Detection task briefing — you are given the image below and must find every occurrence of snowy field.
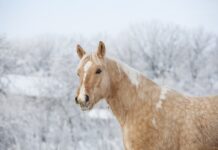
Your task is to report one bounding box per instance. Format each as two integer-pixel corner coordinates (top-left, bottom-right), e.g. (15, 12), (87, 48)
(0, 23), (218, 150)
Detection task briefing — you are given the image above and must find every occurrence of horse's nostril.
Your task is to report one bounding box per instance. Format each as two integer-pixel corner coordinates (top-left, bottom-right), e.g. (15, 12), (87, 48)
(85, 95), (89, 102)
(75, 97), (78, 104)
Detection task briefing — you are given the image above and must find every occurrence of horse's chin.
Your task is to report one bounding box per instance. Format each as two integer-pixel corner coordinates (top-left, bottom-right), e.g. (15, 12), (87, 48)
(81, 107), (90, 111)
(80, 104), (94, 111)
(79, 99), (100, 111)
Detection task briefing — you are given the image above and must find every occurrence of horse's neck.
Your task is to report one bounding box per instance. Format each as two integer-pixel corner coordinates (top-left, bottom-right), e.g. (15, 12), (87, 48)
(105, 58), (158, 126)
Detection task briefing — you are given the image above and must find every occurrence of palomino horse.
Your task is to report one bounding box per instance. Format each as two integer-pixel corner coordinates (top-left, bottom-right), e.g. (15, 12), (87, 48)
(75, 41), (218, 150)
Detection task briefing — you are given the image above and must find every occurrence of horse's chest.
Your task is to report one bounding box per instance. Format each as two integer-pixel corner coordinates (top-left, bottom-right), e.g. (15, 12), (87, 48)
(123, 123), (156, 150)
(123, 126), (134, 150)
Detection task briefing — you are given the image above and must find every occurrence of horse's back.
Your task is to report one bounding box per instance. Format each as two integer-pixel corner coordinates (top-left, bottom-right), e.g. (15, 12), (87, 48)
(163, 93), (218, 150)
(187, 95), (218, 149)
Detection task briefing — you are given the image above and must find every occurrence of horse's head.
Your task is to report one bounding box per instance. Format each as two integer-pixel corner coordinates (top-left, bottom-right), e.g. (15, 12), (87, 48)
(75, 41), (110, 111)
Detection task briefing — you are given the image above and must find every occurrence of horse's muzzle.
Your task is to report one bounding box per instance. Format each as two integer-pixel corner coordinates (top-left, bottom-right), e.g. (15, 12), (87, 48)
(75, 95), (92, 111)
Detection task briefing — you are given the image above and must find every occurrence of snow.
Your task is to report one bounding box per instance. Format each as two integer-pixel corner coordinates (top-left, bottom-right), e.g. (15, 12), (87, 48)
(86, 109), (113, 120)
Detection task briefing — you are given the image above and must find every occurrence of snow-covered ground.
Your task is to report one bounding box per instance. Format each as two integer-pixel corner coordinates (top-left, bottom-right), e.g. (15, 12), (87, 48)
(86, 109), (113, 120)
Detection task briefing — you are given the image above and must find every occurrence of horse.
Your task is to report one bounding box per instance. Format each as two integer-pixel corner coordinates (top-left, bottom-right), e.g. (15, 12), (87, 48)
(75, 41), (218, 150)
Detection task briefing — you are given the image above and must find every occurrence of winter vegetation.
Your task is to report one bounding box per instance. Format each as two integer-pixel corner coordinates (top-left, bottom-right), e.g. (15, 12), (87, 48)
(0, 23), (218, 150)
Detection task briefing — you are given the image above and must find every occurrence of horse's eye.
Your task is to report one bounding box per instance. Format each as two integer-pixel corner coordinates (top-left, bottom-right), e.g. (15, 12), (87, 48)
(96, 68), (102, 74)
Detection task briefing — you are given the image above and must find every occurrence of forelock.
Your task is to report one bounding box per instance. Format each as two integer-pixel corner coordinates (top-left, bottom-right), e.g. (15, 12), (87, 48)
(91, 53), (102, 65)
(77, 53), (105, 72)
(77, 54), (89, 71)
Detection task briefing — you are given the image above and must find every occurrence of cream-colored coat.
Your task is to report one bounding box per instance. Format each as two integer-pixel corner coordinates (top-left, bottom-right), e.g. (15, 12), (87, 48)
(75, 41), (218, 150)
(106, 58), (218, 150)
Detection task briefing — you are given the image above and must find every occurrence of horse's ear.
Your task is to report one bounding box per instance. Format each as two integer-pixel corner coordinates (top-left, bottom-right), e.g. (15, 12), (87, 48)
(97, 41), (106, 59)
(76, 44), (86, 59)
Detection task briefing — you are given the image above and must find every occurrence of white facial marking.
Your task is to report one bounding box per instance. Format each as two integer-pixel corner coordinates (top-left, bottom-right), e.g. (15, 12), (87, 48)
(78, 61), (92, 102)
(156, 87), (169, 109)
(78, 84), (86, 102)
(76, 54), (88, 71)
(117, 61), (140, 86)
(84, 61), (92, 72)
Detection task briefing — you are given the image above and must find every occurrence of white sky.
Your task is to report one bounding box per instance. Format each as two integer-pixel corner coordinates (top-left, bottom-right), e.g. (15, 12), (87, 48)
(0, 0), (218, 38)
